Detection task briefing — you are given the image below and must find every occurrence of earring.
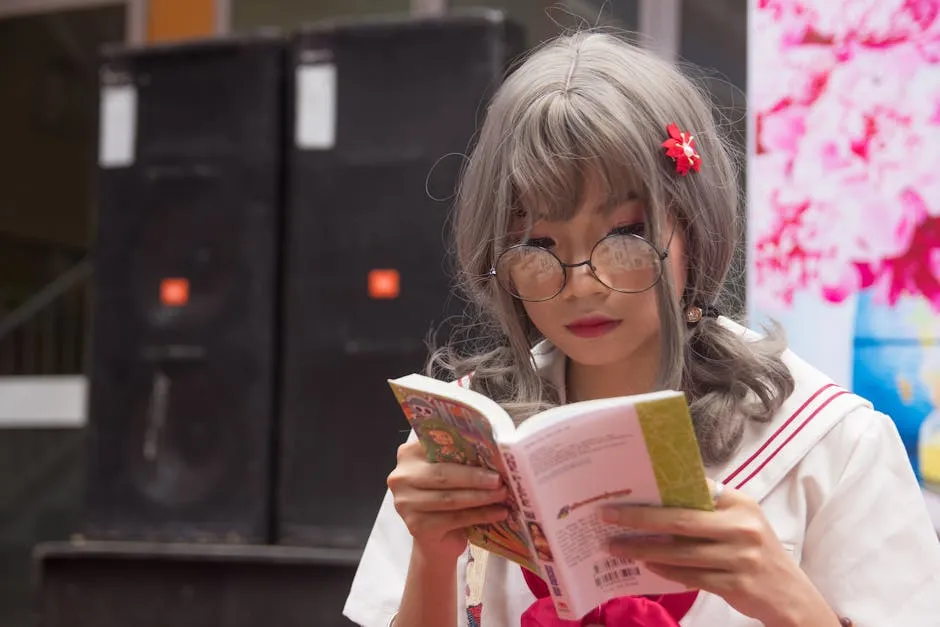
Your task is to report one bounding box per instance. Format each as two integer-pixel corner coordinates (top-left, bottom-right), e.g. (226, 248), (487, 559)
(685, 306), (703, 324)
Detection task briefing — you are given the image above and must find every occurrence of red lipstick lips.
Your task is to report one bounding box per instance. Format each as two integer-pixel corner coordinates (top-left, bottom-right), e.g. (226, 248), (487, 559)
(565, 316), (622, 339)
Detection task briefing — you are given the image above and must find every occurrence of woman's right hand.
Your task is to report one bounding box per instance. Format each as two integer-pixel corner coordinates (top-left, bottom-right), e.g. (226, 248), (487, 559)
(387, 439), (510, 564)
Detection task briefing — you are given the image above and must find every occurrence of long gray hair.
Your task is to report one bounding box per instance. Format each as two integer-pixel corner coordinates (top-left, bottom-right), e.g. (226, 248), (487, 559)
(428, 31), (794, 466)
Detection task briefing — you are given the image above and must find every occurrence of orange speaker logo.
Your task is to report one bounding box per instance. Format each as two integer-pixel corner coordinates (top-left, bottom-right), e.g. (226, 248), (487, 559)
(160, 278), (190, 307)
(368, 269), (400, 300)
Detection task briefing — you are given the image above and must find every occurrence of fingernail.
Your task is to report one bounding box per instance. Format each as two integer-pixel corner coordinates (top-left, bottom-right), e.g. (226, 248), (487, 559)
(482, 472), (501, 488)
(600, 507), (619, 523)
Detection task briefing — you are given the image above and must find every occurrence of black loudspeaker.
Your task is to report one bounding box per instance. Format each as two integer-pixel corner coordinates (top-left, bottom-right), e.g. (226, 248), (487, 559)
(84, 34), (286, 543)
(277, 11), (525, 547)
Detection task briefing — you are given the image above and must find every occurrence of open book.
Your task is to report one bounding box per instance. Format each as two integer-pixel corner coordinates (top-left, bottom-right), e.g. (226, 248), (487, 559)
(388, 373), (714, 621)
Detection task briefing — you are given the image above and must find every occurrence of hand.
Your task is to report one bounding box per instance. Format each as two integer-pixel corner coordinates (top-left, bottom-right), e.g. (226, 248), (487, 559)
(387, 439), (509, 565)
(601, 480), (840, 627)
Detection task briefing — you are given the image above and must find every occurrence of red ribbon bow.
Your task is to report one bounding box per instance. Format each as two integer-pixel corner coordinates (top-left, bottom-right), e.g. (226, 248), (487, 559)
(520, 568), (698, 627)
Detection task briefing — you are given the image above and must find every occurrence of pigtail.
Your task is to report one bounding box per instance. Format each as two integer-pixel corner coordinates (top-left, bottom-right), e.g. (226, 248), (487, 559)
(682, 318), (794, 465)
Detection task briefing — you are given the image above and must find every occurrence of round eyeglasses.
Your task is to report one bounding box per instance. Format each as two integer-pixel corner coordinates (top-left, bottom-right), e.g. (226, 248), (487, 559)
(489, 232), (669, 302)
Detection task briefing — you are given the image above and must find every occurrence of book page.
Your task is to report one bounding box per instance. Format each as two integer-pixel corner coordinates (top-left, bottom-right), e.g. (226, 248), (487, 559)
(516, 396), (711, 618)
(388, 381), (538, 571)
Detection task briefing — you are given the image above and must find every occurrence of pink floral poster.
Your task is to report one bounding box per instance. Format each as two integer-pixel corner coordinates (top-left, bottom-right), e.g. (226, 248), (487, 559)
(747, 0), (940, 481)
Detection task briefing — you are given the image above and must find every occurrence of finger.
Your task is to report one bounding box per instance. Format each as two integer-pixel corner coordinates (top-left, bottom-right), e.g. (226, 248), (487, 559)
(600, 505), (735, 542)
(404, 486), (510, 512)
(707, 478), (746, 510)
(608, 536), (738, 571)
(410, 461), (503, 491)
(423, 504), (509, 534)
(643, 562), (738, 595)
(398, 439), (425, 457)
(705, 478), (720, 506)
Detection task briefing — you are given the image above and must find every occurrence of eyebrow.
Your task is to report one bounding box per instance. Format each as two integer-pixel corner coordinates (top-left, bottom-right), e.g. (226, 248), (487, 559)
(596, 191), (641, 216)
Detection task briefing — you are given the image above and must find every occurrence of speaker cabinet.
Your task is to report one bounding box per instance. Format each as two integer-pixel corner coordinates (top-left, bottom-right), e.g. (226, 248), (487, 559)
(84, 34), (287, 543)
(278, 11), (524, 547)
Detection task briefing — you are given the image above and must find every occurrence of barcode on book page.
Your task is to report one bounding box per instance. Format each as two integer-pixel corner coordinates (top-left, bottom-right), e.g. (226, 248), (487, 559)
(592, 556), (641, 588)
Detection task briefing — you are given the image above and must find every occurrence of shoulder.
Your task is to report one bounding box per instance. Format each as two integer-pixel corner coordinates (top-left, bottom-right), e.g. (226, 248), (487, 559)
(714, 318), (877, 496)
(816, 404), (896, 459)
(772, 327), (886, 467)
(799, 404), (904, 495)
(795, 404), (940, 621)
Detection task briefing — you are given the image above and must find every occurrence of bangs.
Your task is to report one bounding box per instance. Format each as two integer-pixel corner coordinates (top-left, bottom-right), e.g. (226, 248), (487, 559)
(506, 91), (651, 226)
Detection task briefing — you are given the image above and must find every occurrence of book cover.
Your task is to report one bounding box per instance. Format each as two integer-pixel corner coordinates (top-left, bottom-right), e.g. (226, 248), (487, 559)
(389, 381), (539, 572)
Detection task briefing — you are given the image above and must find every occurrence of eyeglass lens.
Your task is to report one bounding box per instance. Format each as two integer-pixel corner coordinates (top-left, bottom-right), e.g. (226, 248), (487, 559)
(495, 234), (663, 301)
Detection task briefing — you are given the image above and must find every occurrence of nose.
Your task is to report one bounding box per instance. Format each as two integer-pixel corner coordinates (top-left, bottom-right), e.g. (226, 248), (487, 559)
(561, 259), (607, 300)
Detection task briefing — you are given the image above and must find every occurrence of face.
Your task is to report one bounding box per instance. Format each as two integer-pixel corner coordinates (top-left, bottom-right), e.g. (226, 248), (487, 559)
(517, 177), (687, 371)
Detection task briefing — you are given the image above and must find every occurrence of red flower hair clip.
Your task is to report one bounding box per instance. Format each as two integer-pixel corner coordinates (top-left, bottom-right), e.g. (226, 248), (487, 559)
(662, 123), (701, 176)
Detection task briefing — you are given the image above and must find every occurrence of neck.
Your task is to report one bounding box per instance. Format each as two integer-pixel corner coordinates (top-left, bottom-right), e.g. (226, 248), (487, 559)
(565, 335), (661, 403)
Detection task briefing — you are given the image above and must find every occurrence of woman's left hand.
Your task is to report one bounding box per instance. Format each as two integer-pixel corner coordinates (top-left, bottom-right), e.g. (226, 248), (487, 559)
(601, 480), (839, 627)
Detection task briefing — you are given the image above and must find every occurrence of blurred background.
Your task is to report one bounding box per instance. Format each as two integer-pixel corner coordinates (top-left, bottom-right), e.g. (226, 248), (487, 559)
(0, 1), (936, 626)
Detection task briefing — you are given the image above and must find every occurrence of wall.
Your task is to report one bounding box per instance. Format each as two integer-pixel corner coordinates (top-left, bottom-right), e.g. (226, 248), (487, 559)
(232, 0), (638, 46)
(232, 0), (409, 33)
(0, 7), (124, 311)
(680, 0), (748, 312)
(0, 7), (124, 249)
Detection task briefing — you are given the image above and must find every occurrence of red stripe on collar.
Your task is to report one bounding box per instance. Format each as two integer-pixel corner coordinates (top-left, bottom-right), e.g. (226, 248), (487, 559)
(733, 389), (849, 490)
(722, 383), (840, 485)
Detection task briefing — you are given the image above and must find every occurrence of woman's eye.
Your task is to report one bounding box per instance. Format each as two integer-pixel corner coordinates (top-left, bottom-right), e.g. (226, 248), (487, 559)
(526, 237), (555, 249)
(609, 223), (646, 237)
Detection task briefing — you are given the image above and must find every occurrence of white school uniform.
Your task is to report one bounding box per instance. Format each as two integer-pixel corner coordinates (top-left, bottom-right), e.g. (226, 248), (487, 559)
(343, 320), (940, 626)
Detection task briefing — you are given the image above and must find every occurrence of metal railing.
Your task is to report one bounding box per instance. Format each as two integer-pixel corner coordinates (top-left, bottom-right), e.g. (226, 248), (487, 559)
(0, 428), (84, 516)
(0, 252), (93, 627)
(0, 259), (92, 376)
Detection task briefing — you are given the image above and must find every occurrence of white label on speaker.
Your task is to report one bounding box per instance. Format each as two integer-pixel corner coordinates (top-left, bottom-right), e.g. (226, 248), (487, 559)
(296, 63), (337, 150)
(98, 85), (138, 168)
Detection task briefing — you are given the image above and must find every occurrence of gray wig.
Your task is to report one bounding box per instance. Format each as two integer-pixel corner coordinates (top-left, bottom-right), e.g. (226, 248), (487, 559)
(428, 31), (794, 466)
